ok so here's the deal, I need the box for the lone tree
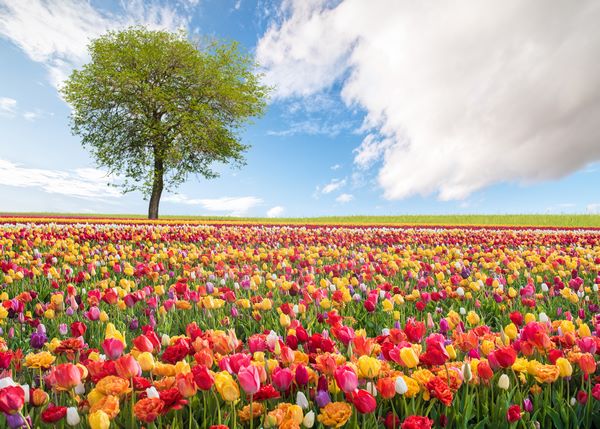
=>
[62,27,269,219]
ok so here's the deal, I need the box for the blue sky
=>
[1,0,599,217]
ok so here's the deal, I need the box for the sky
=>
[1,0,599,217]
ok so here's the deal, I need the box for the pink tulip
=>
[238,365,261,395]
[102,338,124,360]
[272,367,293,391]
[334,365,358,393]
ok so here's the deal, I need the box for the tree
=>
[62,27,269,219]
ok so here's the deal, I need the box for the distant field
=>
[2,213,600,227]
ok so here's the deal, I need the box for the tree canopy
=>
[61,27,269,218]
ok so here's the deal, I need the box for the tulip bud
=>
[303,410,315,428]
[394,376,408,395]
[296,391,309,409]
[66,407,80,426]
[31,388,49,407]
[498,374,510,390]
[74,383,85,395]
[462,362,472,382]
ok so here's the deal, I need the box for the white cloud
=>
[0,0,190,89]
[320,178,346,194]
[0,158,121,199]
[0,97,17,116]
[164,194,263,216]
[336,193,353,203]
[257,0,600,201]
[353,134,393,169]
[330,164,341,170]
[234,0,242,10]
[23,111,40,121]
[266,205,284,217]
[267,120,352,137]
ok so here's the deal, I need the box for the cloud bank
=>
[0,0,190,88]
[0,158,121,199]
[164,194,263,216]
[257,0,600,200]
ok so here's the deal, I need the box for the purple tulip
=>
[30,331,47,349]
[523,397,533,413]
[315,390,331,407]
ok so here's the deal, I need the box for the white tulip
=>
[395,376,408,395]
[456,287,465,297]
[462,363,473,382]
[146,387,160,399]
[0,377,17,389]
[296,391,309,409]
[74,383,85,395]
[303,411,315,428]
[66,407,80,426]
[366,382,378,397]
[498,374,510,390]
[20,384,30,402]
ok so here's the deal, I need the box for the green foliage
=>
[61,26,269,197]
[6,213,600,227]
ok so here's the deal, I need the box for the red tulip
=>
[376,377,396,400]
[592,383,600,401]
[176,373,198,398]
[192,365,214,391]
[548,349,563,364]
[506,405,522,422]
[491,346,516,368]
[384,412,401,429]
[0,385,25,414]
[401,415,434,429]
[579,353,596,375]
[334,365,358,393]
[420,334,449,366]
[295,364,309,386]
[115,355,141,379]
[41,405,67,423]
[70,322,87,337]
[53,363,82,390]
[404,319,426,342]
[477,360,494,382]
[351,389,377,414]
[133,335,155,353]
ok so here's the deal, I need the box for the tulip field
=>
[0,218,599,429]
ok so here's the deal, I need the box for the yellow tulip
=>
[357,355,381,379]
[214,371,240,402]
[399,347,419,369]
[88,410,110,429]
[556,358,573,377]
[504,323,518,340]
[137,352,155,372]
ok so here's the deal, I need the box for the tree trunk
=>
[148,149,164,220]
